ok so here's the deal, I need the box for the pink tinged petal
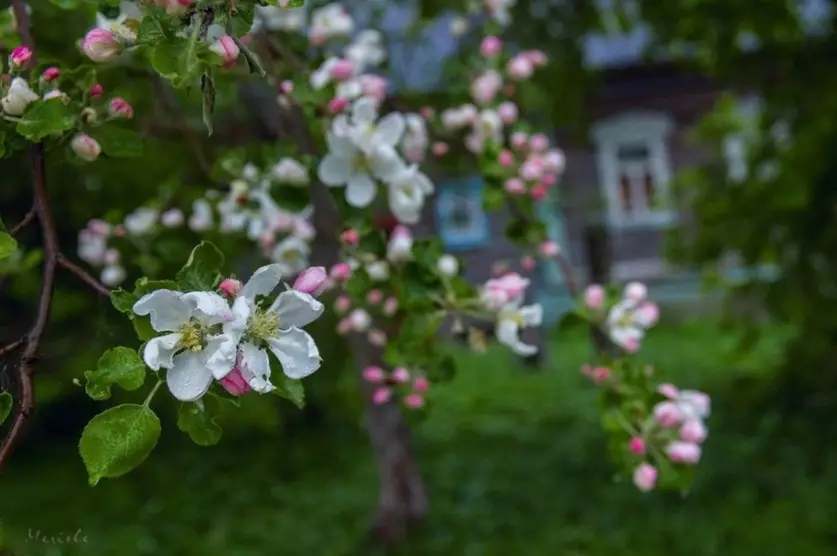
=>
[293,266,328,295]
[345,172,377,207]
[239,342,274,393]
[666,441,702,464]
[657,383,680,399]
[267,327,321,379]
[132,289,189,332]
[219,368,251,396]
[166,351,214,402]
[372,387,391,405]
[653,401,683,428]
[680,419,708,444]
[142,333,181,371]
[271,290,325,328]
[318,153,352,186]
[633,463,657,492]
[240,263,284,300]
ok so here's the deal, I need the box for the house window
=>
[592,111,675,228]
[436,176,490,251]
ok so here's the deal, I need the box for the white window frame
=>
[592,111,676,229]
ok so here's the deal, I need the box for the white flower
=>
[100,265,125,286]
[2,77,38,116]
[465,109,504,154]
[317,100,406,207]
[252,5,306,32]
[272,235,311,276]
[189,199,214,231]
[133,290,238,401]
[485,0,516,25]
[161,208,184,228]
[224,263,325,384]
[437,255,459,277]
[400,113,428,162]
[78,230,107,264]
[217,180,286,239]
[124,207,158,235]
[496,302,542,356]
[449,15,469,36]
[345,30,386,71]
[606,299,658,351]
[440,104,477,130]
[309,3,354,44]
[310,57,341,90]
[386,225,413,263]
[387,165,434,224]
[95,0,141,42]
[271,158,309,186]
[366,260,389,282]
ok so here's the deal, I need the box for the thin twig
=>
[9,204,35,236]
[0,339,23,358]
[57,254,110,297]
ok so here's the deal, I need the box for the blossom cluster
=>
[363,365,429,409]
[133,263,327,402]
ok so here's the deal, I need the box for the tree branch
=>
[9,204,36,236]
[57,254,110,297]
[0,339,23,359]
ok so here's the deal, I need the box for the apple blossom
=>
[387,225,413,263]
[504,178,526,195]
[188,199,213,231]
[365,260,390,282]
[330,262,352,282]
[272,235,311,276]
[606,297,659,352]
[363,366,386,383]
[653,401,683,428]
[391,367,410,383]
[366,289,383,304]
[82,28,121,62]
[382,297,399,316]
[108,97,133,118]
[583,284,605,310]
[271,158,309,185]
[293,266,328,296]
[219,278,243,298]
[540,240,560,257]
[496,301,543,356]
[70,134,102,162]
[9,46,32,69]
[521,255,536,270]
[470,70,502,104]
[2,77,38,116]
[666,441,702,464]
[387,165,434,224]
[680,419,708,444]
[43,90,69,103]
[309,3,354,45]
[161,208,184,228]
[480,36,503,57]
[404,393,424,409]
[432,142,449,156]
[413,377,429,393]
[41,67,60,82]
[372,387,392,405]
[629,437,646,455]
[437,255,459,278]
[219,367,252,397]
[497,102,518,123]
[89,83,104,98]
[210,35,240,68]
[368,330,387,346]
[100,265,125,287]
[345,30,386,71]
[349,308,371,332]
[507,55,534,80]
[124,207,158,235]
[625,281,648,301]
[633,463,657,492]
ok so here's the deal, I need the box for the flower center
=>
[178,321,204,351]
[248,306,280,343]
[616,312,634,328]
[283,249,302,263]
[352,151,372,173]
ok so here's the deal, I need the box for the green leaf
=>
[110,289,137,314]
[83,347,147,401]
[79,404,161,486]
[177,401,222,446]
[16,100,76,142]
[136,14,169,46]
[0,232,16,259]
[233,37,266,78]
[88,127,143,158]
[0,392,12,426]
[272,374,305,409]
[176,241,224,291]
[201,72,215,136]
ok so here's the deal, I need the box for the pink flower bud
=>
[479,35,502,57]
[350,309,371,332]
[363,366,386,383]
[367,329,387,346]
[530,183,548,201]
[334,295,351,313]
[329,58,354,81]
[70,133,101,162]
[520,255,536,270]
[624,337,640,353]
[497,101,518,124]
[219,367,251,396]
[529,133,549,152]
[9,46,32,69]
[383,297,399,316]
[366,289,383,305]
[624,281,647,301]
[498,149,514,167]
[210,35,240,68]
[680,419,708,444]
[657,383,680,399]
[391,367,410,383]
[583,284,605,310]
[591,367,611,384]
[524,49,548,66]
[341,229,360,246]
[504,177,526,195]
[83,28,121,62]
[636,302,660,326]
[359,74,388,101]
[108,97,134,119]
[653,401,683,428]
[330,262,352,281]
[539,240,559,257]
[41,67,60,82]
[430,142,448,157]
[629,437,646,455]
[404,393,424,409]
[89,83,104,98]
[218,278,242,297]
[293,266,328,296]
[507,55,534,80]
[541,173,557,187]
[328,96,349,114]
[666,441,702,464]
[633,463,657,492]
[372,387,392,405]
[280,80,294,94]
[510,131,529,150]
[413,376,429,393]
[336,317,353,335]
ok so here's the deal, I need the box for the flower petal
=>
[182,291,233,326]
[240,263,284,300]
[133,289,189,332]
[166,351,214,401]
[271,289,325,328]
[267,327,321,379]
[205,334,239,379]
[370,146,405,182]
[224,295,252,341]
[142,333,181,371]
[318,152,352,186]
[375,113,406,146]
[351,97,377,123]
[345,172,377,207]
[496,318,538,356]
[240,342,275,393]
[520,304,543,327]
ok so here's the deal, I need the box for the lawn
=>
[1,320,832,556]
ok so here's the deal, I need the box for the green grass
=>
[1,321,832,556]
